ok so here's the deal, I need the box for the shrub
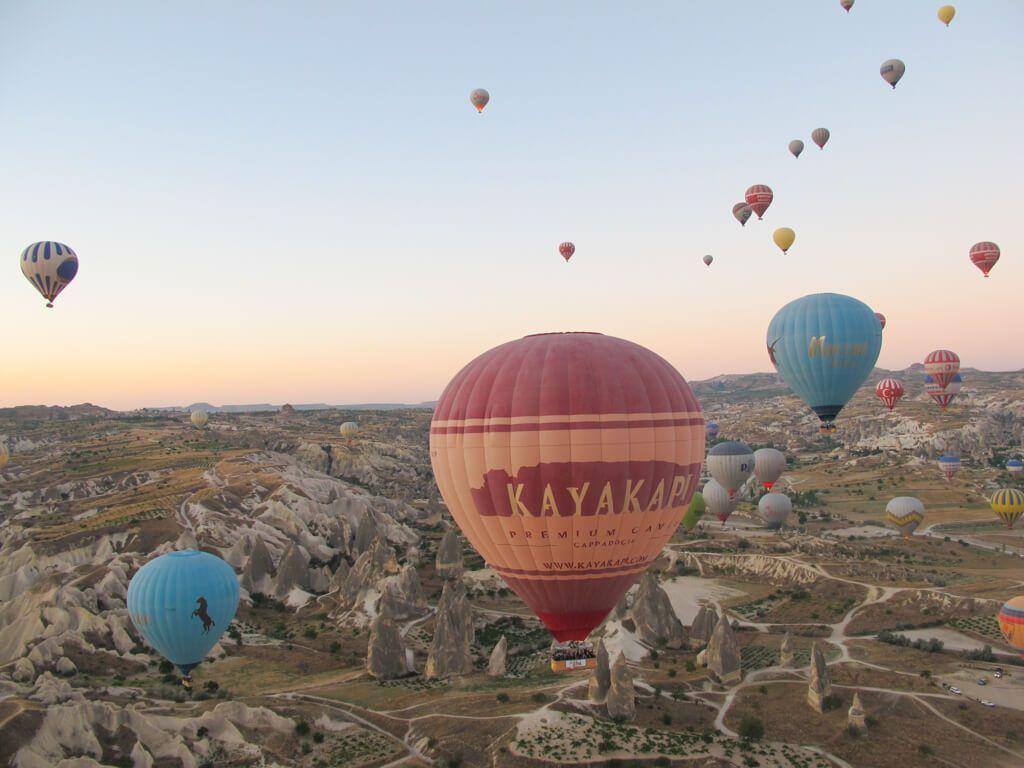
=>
[685,660,696,672]
[496,692,510,703]
[295,720,311,736]
[313,732,324,744]
[738,714,764,740]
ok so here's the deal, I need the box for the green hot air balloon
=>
[682,491,706,531]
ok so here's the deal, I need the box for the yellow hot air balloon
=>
[937,5,955,26]
[992,488,1024,529]
[773,227,796,254]
[190,411,209,428]
[0,444,9,469]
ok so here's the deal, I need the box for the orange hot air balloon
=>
[429,332,705,641]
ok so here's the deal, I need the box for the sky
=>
[1,1,1022,410]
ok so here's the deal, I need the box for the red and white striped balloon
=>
[558,242,575,262]
[969,242,1000,278]
[875,378,904,411]
[924,350,960,389]
[744,185,773,220]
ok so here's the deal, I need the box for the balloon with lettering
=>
[875,312,886,330]
[705,421,720,441]
[754,448,786,490]
[744,185,773,219]
[682,492,706,532]
[998,596,1024,655]
[811,128,830,150]
[789,140,804,158]
[969,242,999,278]
[924,349,960,389]
[429,332,704,641]
[938,455,961,482]
[1008,459,1024,477]
[925,373,962,410]
[470,88,490,113]
[127,550,239,676]
[885,496,924,538]
[21,241,79,308]
[703,254,713,267]
[190,411,209,428]
[732,203,753,226]
[559,242,575,262]
[707,441,754,498]
[880,59,906,89]
[937,5,955,26]
[759,492,792,530]
[991,489,1024,529]
[773,227,796,254]
[766,293,882,431]
[703,478,737,523]
[875,378,904,411]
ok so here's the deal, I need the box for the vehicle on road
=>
[977,678,987,685]
[981,699,995,707]
[950,687,962,695]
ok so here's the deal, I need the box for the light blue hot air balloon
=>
[127,550,239,678]
[766,293,881,431]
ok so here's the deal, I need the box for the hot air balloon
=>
[991,489,1024,529]
[470,88,490,113]
[885,497,924,539]
[429,332,704,642]
[925,373,961,410]
[559,242,575,262]
[811,128,830,150]
[1008,459,1024,476]
[880,59,906,89]
[21,241,79,308]
[875,378,904,411]
[0,444,9,470]
[759,492,792,530]
[938,455,961,482]
[732,203,753,227]
[767,293,882,431]
[744,185,773,219]
[773,228,796,254]
[339,421,359,440]
[703,478,737,523]
[703,255,713,267]
[875,312,886,330]
[682,492,706,532]
[705,421,720,441]
[924,349,960,389]
[190,411,209,428]
[789,140,804,158]
[754,448,786,491]
[127,551,239,684]
[841,0,854,11]
[969,242,1000,278]
[707,441,754,499]
[937,5,955,26]
[998,596,1024,655]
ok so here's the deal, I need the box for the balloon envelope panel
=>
[429,332,704,641]
[999,596,1024,652]
[127,551,240,674]
[766,293,882,424]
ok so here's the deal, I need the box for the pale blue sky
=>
[1,1,1021,408]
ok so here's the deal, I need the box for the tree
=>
[738,714,764,741]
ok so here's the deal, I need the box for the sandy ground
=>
[827,525,898,539]
[660,576,748,624]
[891,627,995,652]
[939,667,1024,712]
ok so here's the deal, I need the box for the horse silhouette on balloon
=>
[191,596,215,634]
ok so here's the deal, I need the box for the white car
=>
[949,687,962,695]
[981,699,995,708]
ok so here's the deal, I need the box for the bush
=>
[685,660,696,672]
[738,714,764,741]
[668,668,677,677]
[662,713,672,726]
[496,692,510,703]
[918,744,934,757]
[822,694,843,711]
[295,720,311,736]
[737,539,751,550]
[158,660,174,674]
[313,731,324,744]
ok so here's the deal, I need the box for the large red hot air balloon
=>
[559,242,575,262]
[875,378,904,411]
[924,349,960,389]
[429,332,704,641]
[969,242,1000,278]
[744,185,773,220]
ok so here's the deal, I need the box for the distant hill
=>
[0,403,119,422]
[146,401,437,414]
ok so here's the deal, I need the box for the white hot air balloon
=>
[880,59,906,89]
[758,492,792,530]
[703,478,738,524]
[788,140,804,158]
[885,497,925,538]
[190,411,209,428]
[707,441,754,499]
[339,421,359,440]
[753,448,787,490]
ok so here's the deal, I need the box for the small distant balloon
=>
[885,496,925,539]
[190,411,209,428]
[682,492,707,532]
[875,378,904,411]
[703,255,713,267]
[705,421,720,441]
[21,241,79,308]
[880,59,906,89]
[0,444,9,469]
[811,128,830,150]
[707,441,754,499]
[875,312,886,330]
[938,455,961,482]
[840,0,854,11]
[754,448,786,490]
[559,242,575,262]
[969,242,1000,278]
[789,140,804,158]
[339,421,359,439]
[925,373,962,410]
[732,203,753,227]
[759,492,792,530]
[744,185,773,219]
[470,88,490,113]
[703,478,738,523]
[773,227,796,254]
[937,5,955,26]
[1008,459,1024,477]
[924,349,960,389]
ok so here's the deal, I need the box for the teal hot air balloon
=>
[766,293,882,431]
[128,550,239,683]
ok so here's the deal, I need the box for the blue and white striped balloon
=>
[20,241,79,307]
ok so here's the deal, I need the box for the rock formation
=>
[706,613,741,685]
[436,528,463,580]
[689,604,719,648]
[377,564,428,620]
[779,632,795,667]
[329,559,350,591]
[587,641,611,702]
[488,635,508,677]
[366,612,410,679]
[606,652,636,721]
[273,542,309,599]
[630,573,685,649]
[240,535,275,595]
[340,537,399,608]
[848,691,866,731]
[807,642,832,712]
[13,657,36,682]
[353,508,380,555]
[425,579,474,678]
[55,656,77,676]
